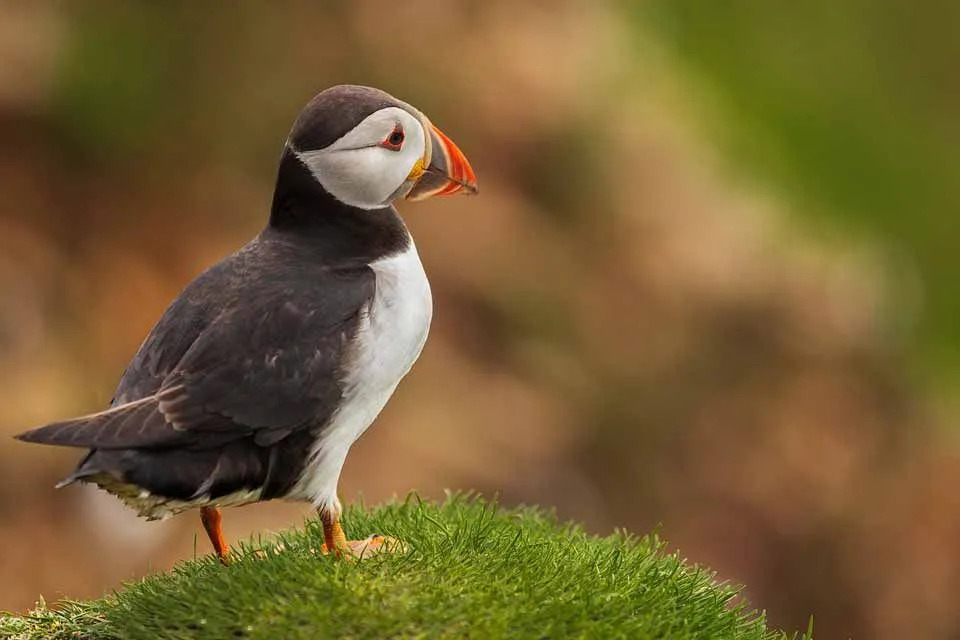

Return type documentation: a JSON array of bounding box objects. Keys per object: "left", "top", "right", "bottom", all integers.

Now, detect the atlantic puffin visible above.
[{"left": 16, "top": 85, "right": 477, "bottom": 563}]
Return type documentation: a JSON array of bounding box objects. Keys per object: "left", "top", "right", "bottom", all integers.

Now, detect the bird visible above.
[{"left": 15, "top": 84, "right": 477, "bottom": 563}]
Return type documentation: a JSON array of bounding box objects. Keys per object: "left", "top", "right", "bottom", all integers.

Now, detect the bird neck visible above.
[{"left": 267, "top": 146, "right": 411, "bottom": 265}]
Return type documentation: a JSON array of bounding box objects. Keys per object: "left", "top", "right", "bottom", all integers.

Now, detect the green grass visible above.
[{"left": 1, "top": 495, "right": 810, "bottom": 639}]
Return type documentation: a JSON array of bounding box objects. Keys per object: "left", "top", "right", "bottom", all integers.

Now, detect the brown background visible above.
[{"left": 1, "top": 2, "right": 958, "bottom": 639}]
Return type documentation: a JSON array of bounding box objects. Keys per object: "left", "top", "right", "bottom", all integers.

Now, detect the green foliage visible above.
[
  {"left": 631, "top": 0, "right": 960, "bottom": 376},
  {"left": 1, "top": 495, "right": 808, "bottom": 639},
  {"left": 50, "top": 4, "right": 186, "bottom": 160}
]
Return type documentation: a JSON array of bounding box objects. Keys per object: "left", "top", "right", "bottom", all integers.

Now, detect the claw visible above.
[{"left": 320, "top": 534, "right": 403, "bottom": 558}]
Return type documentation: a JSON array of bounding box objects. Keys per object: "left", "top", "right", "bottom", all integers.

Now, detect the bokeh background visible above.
[{"left": 1, "top": 2, "right": 958, "bottom": 638}]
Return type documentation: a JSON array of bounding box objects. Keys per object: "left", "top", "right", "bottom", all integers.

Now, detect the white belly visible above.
[{"left": 290, "top": 241, "right": 432, "bottom": 513}]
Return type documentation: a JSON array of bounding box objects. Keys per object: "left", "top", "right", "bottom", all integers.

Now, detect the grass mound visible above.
[{"left": 1, "top": 495, "right": 810, "bottom": 639}]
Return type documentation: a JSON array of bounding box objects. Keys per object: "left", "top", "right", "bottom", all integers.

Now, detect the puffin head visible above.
[{"left": 283, "top": 85, "right": 477, "bottom": 212}]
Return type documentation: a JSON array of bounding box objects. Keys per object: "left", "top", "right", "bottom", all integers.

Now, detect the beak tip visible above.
[{"left": 406, "top": 123, "right": 479, "bottom": 201}]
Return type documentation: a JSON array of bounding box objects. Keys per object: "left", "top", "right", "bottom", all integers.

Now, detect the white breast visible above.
[{"left": 289, "top": 240, "right": 432, "bottom": 513}]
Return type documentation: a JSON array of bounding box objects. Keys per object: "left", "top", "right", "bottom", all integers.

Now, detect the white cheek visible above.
[
  {"left": 317, "top": 145, "right": 420, "bottom": 209},
  {"left": 294, "top": 108, "right": 427, "bottom": 210}
]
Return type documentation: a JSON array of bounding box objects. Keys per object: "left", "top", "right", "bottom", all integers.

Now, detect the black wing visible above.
[
  {"left": 17, "top": 234, "right": 379, "bottom": 501},
  {"left": 18, "top": 265, "right": 373, "bottom": 450}
]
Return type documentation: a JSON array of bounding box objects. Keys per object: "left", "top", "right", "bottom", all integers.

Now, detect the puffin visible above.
[{"left": 15, "top": 85, "right": 477, "bottom": 563}]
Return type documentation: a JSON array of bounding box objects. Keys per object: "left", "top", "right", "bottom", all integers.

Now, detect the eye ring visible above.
[{"left": 380, "top": 125, "right": 405, "bottom": 151}]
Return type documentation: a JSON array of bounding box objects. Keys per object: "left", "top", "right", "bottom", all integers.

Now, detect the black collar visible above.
[{"left": 267, "top": 146, "right": 410, "bottom": 265}]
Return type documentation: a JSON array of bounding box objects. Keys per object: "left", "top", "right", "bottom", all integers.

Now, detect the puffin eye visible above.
[{"left": 380, "top": 125, "right": 405, "bottom": 151}]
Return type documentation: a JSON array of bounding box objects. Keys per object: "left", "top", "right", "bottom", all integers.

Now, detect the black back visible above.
[{"left": 17, "top": 85, "right": 418, "bottom": 503}]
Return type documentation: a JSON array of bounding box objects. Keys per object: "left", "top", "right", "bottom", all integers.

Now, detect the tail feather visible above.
[
  {"left": 76, "top": 445, "right": 268, "bottom": 502},
  {"left": 15, "top": 395, "right": 185, "bottom": 450},
  {"left": 52, "top": 450, "right": 102, "bottom": 488},
  {"left": 55, "top": 467, "right": 98, "bottom": 489}
]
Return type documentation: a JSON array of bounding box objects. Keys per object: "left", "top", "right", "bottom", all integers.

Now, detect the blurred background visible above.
[{"left": 1, "top": 1, "right": 958, "bottom": 638}]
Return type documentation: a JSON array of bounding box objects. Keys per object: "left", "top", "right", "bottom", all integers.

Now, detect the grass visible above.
[{"left": 1, "top": 494, "right": 811, "bottom": 639}]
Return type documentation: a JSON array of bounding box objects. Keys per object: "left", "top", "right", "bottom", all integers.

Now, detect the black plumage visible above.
[
  {"left": 20, "top": 224, "right": 402, "bottom": 505},
  {"left": 17, "top": 87, "right": 415, "bottom": 510},
  {"left": 286, "top": 86, "right": 402, "bottom": 152},
  {"left": 15, "top": 84, "right": 478, "bottom": 560}
]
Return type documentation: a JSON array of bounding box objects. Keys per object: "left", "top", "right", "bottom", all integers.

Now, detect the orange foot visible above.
[
  {"left": 319, "top": 510, "right": 401, "bottom": 559},
  {"left": 320, "top": 533, "right": 398, "bottom": 557}
]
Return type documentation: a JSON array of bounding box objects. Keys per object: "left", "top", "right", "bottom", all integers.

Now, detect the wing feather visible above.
[
  {"left": 16, "top": 395, "right": 183, "bottom": 449},
  {"left": 17, "top": 262, "right": 375, "bottom": 456}
]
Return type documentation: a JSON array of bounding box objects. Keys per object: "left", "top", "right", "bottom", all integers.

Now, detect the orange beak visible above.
[{"left": 406, "top": 123, "right": 478, "bottom": 201}]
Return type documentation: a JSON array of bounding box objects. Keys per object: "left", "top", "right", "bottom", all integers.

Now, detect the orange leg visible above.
[
  {"left": 319, "top": 508, "right": 348, "bottom": 557},
  {"left": 200, "top": 506, "right": 229, "bottom": 565}
]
